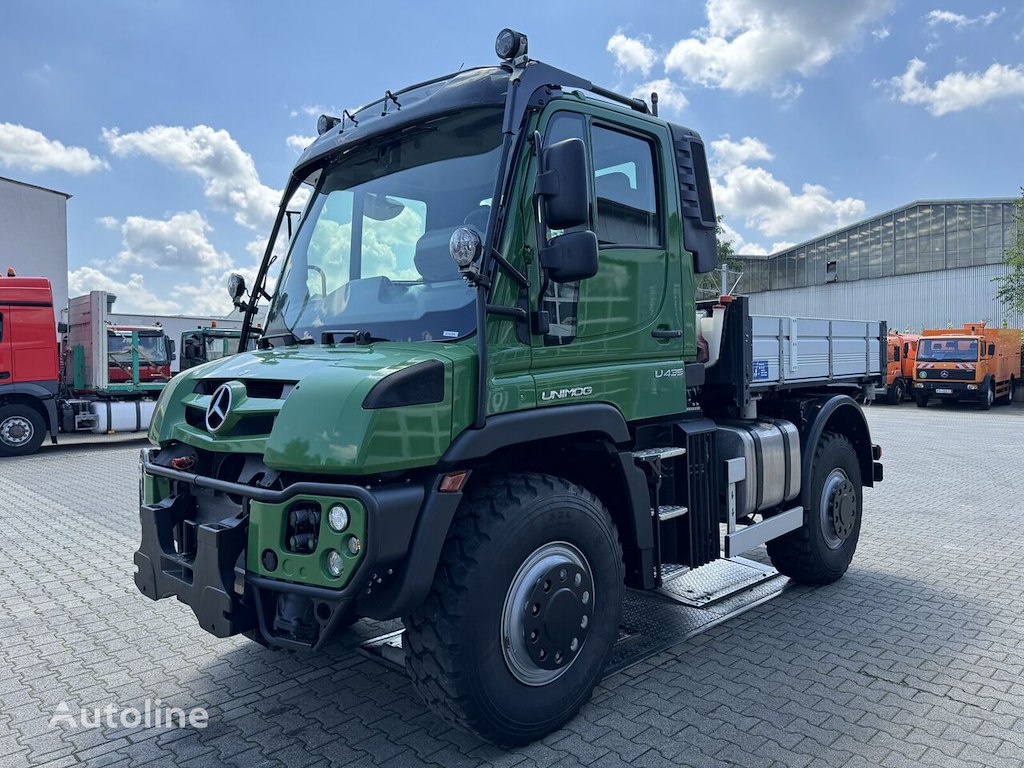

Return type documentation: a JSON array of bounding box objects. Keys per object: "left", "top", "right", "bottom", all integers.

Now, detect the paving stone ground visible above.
[{"left": 1, "top": 401, "right": 1023, "bottom": 767}]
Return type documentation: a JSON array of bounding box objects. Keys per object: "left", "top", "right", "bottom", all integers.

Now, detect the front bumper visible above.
[
  {"left": 134, "top": 448, "right": 424, "bottom": 649},
  {"left": 913, "top": 380, "right": 980, "bottom": 399}
]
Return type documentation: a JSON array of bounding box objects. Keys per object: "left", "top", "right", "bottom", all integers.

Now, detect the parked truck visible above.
[
  {"left": 133, "top": 30, "right": 884, "bottom": 746},
  {"left": 179, "top": 325, "right": 257, "bottom": 371},
  {"left": 913, "top": 323, "right": 1021, "bottom": 409},
  {"left": 0, "top": 279, "right": 170, "bottom": 456},
  {"left": 875, "top": 331, "right": 920, "bottom": 404}
]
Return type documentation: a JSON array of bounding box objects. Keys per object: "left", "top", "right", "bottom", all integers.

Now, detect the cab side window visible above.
[{"left": 591, "top": 125, "right": 660, "bottom": 247}]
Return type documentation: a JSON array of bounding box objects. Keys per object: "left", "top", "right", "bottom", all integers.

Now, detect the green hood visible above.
[{"left": 150, "top": 342, "right": 477, "bottom": 475}]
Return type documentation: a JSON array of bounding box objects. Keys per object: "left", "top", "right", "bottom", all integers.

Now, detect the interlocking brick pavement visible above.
[{"left": 1, "top": 402, "right": 1022, "bottom": 767}]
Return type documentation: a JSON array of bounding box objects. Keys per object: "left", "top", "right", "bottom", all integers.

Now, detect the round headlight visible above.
[
  {"left": 449, "top": 226, "right": 482, "bottom": 268},
  {"left": 328, "top": 504, "right": 350, "bottom": 532},
  {"left": 326, "top": 549, "right": 344, "bottom": 577}
]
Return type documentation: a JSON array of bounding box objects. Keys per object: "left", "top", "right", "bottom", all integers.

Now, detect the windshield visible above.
[
  {"left": 203, "top": 333, "right": 253, "bottom": 361},
  {"left": 264, "top": 108, "right": 503, "bottom": 345},
  {"left": 108, "top": 332, "right": 168, "bottom": 364},
  {"left": 918, "top": 338, "right": 978, "bottom": 362}
]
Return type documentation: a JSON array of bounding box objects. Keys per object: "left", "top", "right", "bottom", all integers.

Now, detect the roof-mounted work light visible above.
[
  {"left": 317, "top": 114, "right": 341, "bottom": 136},
  {"left": 495, "top": 28, "right": 528, "bottom": 60}
]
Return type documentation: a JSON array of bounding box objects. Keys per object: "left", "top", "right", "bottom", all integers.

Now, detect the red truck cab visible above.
[
  {"left": 0, "top": 277, "right": 60, "bottom": 455},
  {"left": 106, "top": 326, "right": 173, "bottom": 384}
]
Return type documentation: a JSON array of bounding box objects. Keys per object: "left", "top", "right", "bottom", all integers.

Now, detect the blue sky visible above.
[{"left": 1, "top": 0, "right": 1022, "bottom": 313}]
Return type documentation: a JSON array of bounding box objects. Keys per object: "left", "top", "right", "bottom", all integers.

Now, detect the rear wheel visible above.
[
  {"left": 403, "top": 473, "right": 623, "bottom": 746},
  {"left": 0, "top": 404, "right": 46, "bottom": 457},
  {"left": 999, "top": 378, "right": 1014, "bottom": 405},
  {"left": 767, "top": 433, "right": 862, "bottom": 584}
]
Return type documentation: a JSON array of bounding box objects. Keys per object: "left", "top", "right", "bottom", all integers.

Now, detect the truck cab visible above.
[
  {"left": 877, "top": 332, "right": 919, "bottom": 404},
  {"left": 0, "top": 277, "right": 60, "bottom": 456},
  {"left": 107, "top": 326, "right": 174, "bottom": 384},
  {"left": 180, "top": 326, "right": 256, "bottom": 371},
  {"left": 134, "top": 29, "right": 883, "bottom": 746}
]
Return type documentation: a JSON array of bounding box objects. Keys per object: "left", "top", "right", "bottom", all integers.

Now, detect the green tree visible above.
[{"left": 995, "top": 188, "right": 1024, "bottom": 315}]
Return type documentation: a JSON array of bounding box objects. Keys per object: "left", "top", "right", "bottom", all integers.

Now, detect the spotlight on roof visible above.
[
  {"left": 495, "top": 28, "right": 528, "bottom": 61},
  {"left": 317, "top": 114, "right": 341, "bottom": 136}
]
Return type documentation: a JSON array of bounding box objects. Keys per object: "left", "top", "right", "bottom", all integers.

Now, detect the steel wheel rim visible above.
[
  {"left": 987, "top": 386, "right": 993, "bottom": 406},
  {"left": 501, "top": 541, "right": 593, "bottom": 686},
  {"left": 820, "top": 468, "right": 856, "bottom": 550},
  {"left": 0, "top": 415, "right": 33, "bottom": 447}
]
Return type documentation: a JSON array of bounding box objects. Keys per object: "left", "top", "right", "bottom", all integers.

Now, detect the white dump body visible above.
[{"left": 750, "top": 315, "right": 884, "bottom": 390}]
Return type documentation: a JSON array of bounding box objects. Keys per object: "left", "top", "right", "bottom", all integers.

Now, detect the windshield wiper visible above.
[{"left": 260, "top": 331, "right": 315, "bottom": 348}]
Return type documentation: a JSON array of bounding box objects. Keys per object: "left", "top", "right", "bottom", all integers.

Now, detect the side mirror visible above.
[
  {"left": 227, "top": 273, "right": 247, "bottom": 302},
  {"left": 538, "top": 138, "right": 589, "bottom": 230},
  {"left": 167, "top": 339, "right": 176, "bottom": 362},
  {"left": 540, "top": 231, "right": 598, "bottom": 283},
  {"left": 988, "top": 343, "right": 996, "bottom": 356}
]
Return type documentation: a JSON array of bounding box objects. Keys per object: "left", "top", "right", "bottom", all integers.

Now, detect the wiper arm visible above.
[{"left": 260, "top": 331, "right": 315, "bottom": 347}]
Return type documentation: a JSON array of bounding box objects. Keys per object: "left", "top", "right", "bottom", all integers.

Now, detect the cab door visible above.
[{"left": 528, "top": 105, "right": 687, "bottom": 422}]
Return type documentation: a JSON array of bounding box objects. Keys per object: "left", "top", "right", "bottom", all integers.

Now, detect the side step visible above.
[
  {"left": 358, "top": 568, "right": 789, "bottom": 679},
  {"left": 656, "top": 557, "right": 779, "bottom": 607}
]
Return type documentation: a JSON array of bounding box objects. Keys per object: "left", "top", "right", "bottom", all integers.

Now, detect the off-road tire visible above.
[
  {"left": 403, "top": 473, "right": 623, "bottom": 746},
  {"left": 914, "top": 393, "right": 929, "bottom": 408},
  {"left": 0, "top": 404, "right": 46, "bottom": 457},
  {"left": 767, "top": 433, "right": 862, "bottom": 584},
  {"left": 886, "top": 379, "right": 904, "bottom": 405}
]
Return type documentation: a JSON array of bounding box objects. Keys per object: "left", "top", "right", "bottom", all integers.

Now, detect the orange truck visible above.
[
  {"left": 876, "top": 332, "right": 920, "bottom": 404},
  {"left": 913, "top": 323, "right": 1022, "bottom": 410}
]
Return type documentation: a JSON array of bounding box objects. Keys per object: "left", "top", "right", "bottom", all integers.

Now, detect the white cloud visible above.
[
  {"left": 707, "top": 133, "right": 866, "bottom": 244},
  {"left": 607, "top": 34, "right": 657, "bottom": 75},
  {"left": 0, "top": 123, "right": 107, "bottom": 174},
  {"left": 286, "top": 135, "right": 316, "bottom": 152},
  {"left": 102, "top": 125, "right": 280, "bottom": 231},
  {"left": 872, "top": 26, "right": 891, "bottom": 40},
  {"left": 68, "top": 267, "right": 180, "bottom": 314},
  {"left": 96, "top": 216, "right": 119, "bottom": 230},
  {"left": 631, "top": 79, "right": 689, "bottom": 115},
  {"left": 663, "top": 0, "right": 893, "bottom": 94},
  {"left": 890, "top": 58, "right": 1024, "bottom": 115},
  {"left": 107, "top": 211, "right": 232, "bottom": 274},
  {"left": 925, "top": 8, "right": 1002, "bottom": 29},
  {"left": 710, "top": 135, "right": 774, "bottom": 172},
  {"left": 170, "top": 270, "right": 257, "bottom": 317}
]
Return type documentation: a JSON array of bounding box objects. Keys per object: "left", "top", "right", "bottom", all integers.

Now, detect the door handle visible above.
[
  {"left": 651, "top": 329, "right": 683, "bottom": 339},
  {"left": 0, "top": 372, "right": 10, "bottom": 380}
]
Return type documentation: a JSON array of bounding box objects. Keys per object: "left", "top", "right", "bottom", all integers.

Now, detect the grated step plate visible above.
[{"left": 657, "top": 557, "right": 780, "bottom": 607}]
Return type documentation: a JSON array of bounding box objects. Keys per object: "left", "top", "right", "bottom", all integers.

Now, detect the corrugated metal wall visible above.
[{"left": 745, "top": 263, "right": 1022, "bottom": 333}]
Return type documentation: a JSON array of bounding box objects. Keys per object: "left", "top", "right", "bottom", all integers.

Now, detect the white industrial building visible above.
[
  {"left": 734, "top": 198, "right": 1022, "bottom": 332},
  {"left": 0, "top": 176, "right": 70, "bottom": 321}
]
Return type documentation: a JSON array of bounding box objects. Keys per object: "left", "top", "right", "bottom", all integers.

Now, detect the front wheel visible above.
[
  {"left": 403, "top": 473, "right": 623, "bottom": 746},
  {"left": 979, "top": 382, "right": 994, "bottom": 411},
  {"left": 886, "top": 379, "right": 905, "bottom": 405},
  {"left": 915, "top": 392, "right": 929, "bottom": 408},
  {"left": 767, "top": 433, "right": 862, "bottom": 584},
  {"left": 0, "top": 404, "right": 46, "bottom": 457}
]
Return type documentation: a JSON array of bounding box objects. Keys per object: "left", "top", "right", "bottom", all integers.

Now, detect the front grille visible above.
[
  {"left": 193, "top": 379, "right": 296, "bottom": 399},
  {"left": 185, "top": 405, "right": 277, "bottom": 437},
  {"left": 917, "top": 368, "right": 975, "bottom": 381}
]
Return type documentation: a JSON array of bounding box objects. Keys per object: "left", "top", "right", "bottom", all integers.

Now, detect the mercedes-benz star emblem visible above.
[
  {"left": 206, "top": 383, "right": 233, "bottom": 433},
  {"left": 940, "top": 370, "right": 949, "bottom": 378}
]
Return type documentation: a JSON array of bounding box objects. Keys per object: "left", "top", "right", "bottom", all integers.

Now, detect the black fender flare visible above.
[
  {"left": 364, "top": 404, "right": 652, "bottom": 618},
  {"left": 801, "top": 394, "right": 876, "bottom": 490}
]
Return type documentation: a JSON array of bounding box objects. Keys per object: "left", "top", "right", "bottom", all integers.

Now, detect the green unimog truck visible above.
[{"left": 135, "top": 29, "right": 885, "bottom": 746}]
